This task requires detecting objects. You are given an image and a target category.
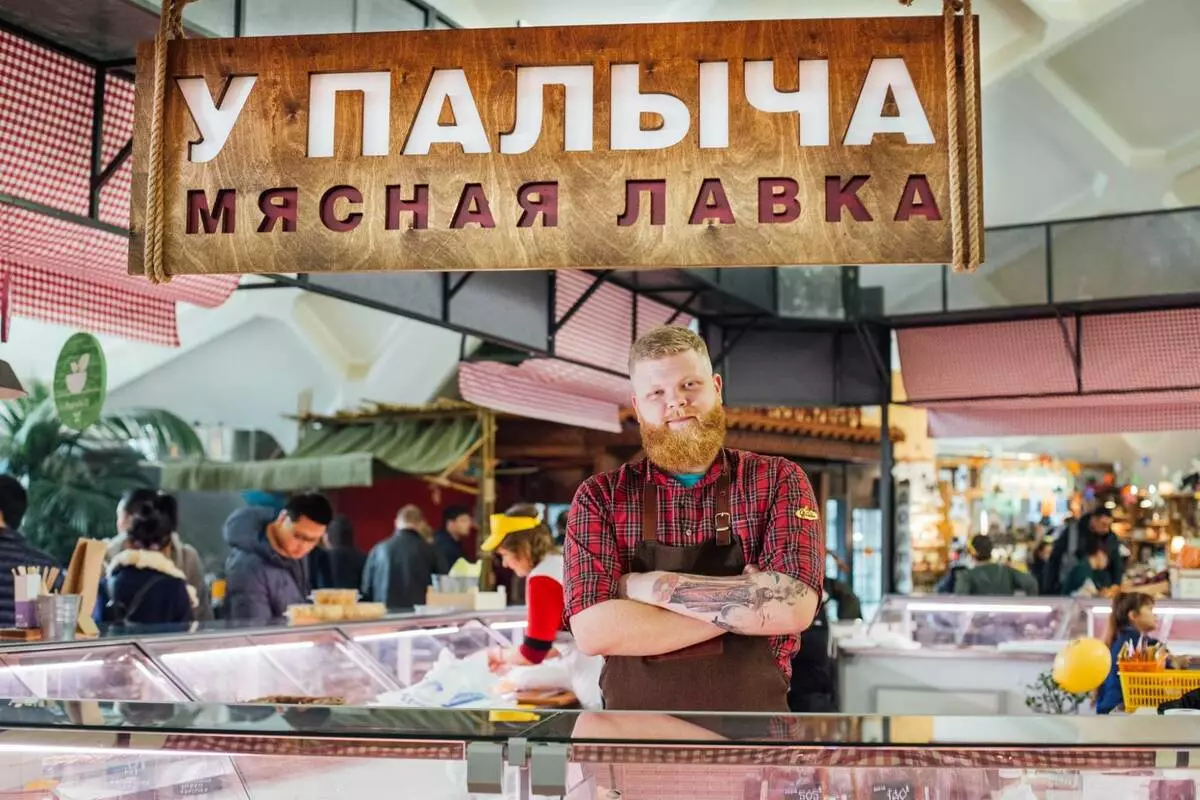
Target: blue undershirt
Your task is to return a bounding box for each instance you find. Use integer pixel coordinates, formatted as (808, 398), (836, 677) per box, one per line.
(672, 473), (705, 488)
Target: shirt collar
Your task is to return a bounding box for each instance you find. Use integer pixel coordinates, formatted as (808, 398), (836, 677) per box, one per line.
(642, 450), (728, 488)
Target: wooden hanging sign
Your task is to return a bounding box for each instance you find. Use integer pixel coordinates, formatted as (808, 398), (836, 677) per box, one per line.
(129, 15), (983, 279)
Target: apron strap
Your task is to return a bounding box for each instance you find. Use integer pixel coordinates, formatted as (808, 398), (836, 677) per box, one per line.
(642, 474), (658, 544)
(641, 455), (732, 546)
(715, 456), (731, 547)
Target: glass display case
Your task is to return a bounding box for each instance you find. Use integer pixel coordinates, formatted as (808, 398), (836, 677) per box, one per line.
(0, 645), (187, 703)
(0, 699), (1197, 800)
(0, 609), (527, 707)
(862, 595), (1075, 650)
(836, 596), (1200, 716)
(346, 619), (511, 688)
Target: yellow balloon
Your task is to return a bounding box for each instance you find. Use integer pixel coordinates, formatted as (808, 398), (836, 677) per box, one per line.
(1053, 637), (1112, 694)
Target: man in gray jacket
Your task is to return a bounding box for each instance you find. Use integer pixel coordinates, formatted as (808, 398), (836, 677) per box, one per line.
(223, 492), (334, 623)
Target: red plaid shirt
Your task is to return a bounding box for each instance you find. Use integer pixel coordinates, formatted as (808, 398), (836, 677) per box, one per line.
(564, 448), (825, 679)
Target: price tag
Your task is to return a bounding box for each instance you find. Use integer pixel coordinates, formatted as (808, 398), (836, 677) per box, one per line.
(872, 783), (915, 800)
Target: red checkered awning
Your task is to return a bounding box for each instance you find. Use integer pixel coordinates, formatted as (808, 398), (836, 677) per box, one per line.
(898, 309), (1200, 437)
(0, 31), (237, 346)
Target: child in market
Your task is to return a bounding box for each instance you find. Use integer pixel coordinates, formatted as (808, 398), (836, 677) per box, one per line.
(1096, 591), (1190, 713)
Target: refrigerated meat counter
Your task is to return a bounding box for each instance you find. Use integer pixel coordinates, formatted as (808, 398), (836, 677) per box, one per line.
(0, 699), (1197, 799)
(0, 608), (535, 707)
(837, 595), (1200, 715)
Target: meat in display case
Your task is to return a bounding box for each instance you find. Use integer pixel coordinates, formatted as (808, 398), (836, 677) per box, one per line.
(0, 700), (1197, 799)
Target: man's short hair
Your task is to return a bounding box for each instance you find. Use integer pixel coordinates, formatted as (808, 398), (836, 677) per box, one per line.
(628, 325), (710, 373)
(0, 475), (27, 530)
(1084, 540), (1108, 560)
(970, 534), (993, 561)
(397, 504), (425, 529)
(284, 492), (334, 526)
(443, 505), (471, 526)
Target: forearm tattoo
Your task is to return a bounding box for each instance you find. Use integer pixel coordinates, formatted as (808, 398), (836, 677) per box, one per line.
(649, 572), (810, 631)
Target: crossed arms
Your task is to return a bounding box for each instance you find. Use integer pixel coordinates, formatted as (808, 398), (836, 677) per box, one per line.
(565, 463), (823, 658)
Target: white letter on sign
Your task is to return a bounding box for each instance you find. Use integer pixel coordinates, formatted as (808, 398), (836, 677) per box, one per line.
(404, 69), (490, 155)
(501, 66), (594, 154)
(610, 64), (689, 151)
(178, 76), (257, 163)
(307, 72), (391, 158)
(698, 61), (729, 149)
(745, 60), (829, 147)
(844, 58), (934, 146)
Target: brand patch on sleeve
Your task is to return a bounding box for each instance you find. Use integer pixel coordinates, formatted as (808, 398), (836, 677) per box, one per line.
(795, 507), (820, 521)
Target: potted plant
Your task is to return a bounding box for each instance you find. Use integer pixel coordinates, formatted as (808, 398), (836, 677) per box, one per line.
(0, 382), (204, 562)
(1025, 670), (1090, 715)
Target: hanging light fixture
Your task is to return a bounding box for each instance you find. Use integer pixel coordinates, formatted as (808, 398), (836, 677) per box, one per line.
(0, 359), (26, 400)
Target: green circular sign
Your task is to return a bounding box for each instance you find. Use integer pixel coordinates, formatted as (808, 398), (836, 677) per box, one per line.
(54, 333), (107, 431)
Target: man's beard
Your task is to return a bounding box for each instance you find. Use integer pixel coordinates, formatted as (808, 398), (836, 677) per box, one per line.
(640, 405), (727, 473)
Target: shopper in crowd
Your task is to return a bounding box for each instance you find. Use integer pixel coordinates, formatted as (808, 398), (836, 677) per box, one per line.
(1045, 508), (1122, 595)
(107, 489), (210, 621)
(484, 504), (564, 670)
(433, 505), (473, 573)
(955, 534), (1039, 596)
(1096, 592), (1191, 714)
(105, 500), (195, 626)
(1027, 537), (1055, 594)
(564, 326), (822, 711)
(0, 475), (59, 628)
(554, 510), (569, 546)
(324, 515), (367, 590)
(362, 504), (445, 610)
(1060, 540), (1114, 597)
(223, 492), (334, 624)
(936, 541), (970, 594)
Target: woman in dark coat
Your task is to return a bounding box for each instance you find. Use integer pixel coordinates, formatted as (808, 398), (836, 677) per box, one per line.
(105, 502), (195, 626)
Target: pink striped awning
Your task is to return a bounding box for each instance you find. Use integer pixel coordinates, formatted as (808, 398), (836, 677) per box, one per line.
(554, 271), (694, 374)
(458, 273), (694, 431)
(898, 308), (1200, 437)
(459, 360), (625, 433)
(0, 31), (237, 346)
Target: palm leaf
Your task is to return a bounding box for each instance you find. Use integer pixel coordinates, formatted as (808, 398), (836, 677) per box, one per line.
(0, 380), (204, 560)
(89, 408), (205, 459)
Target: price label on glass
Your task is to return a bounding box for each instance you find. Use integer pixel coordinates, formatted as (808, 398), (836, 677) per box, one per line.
(872, 783), (916, 800)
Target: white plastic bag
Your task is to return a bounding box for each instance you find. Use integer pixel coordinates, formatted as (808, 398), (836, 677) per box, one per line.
(374, 649), (502, 709)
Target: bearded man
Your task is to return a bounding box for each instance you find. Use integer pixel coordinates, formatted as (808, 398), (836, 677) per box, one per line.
(564, 325), (824, 711)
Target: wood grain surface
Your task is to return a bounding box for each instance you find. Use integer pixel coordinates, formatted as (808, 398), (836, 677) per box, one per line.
(129, 17), (983, 277)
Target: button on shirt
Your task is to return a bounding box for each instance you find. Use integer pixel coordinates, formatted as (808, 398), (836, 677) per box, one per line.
(565, 448), (825, 678)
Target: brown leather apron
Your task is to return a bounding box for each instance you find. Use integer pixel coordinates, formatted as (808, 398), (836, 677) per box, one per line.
(599, 459), (789, 712)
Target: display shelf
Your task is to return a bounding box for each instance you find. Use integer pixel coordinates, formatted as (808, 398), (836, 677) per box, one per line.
(0, 609), (530, 707)
(0, 701), (1198, 800)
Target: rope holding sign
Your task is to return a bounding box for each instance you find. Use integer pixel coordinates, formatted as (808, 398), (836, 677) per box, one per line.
(900, 0), (981, 273)
(144, 0), (193, 285)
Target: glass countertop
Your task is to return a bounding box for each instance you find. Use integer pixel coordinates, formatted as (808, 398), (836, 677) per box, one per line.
(1, 699), (1198, 750)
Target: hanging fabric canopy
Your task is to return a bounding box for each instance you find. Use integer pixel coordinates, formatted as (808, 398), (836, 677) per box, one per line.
(160, 415), (481, 492)
(0, 31), (238, 345)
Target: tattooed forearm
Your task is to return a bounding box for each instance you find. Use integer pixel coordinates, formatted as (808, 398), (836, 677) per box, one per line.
(631, 571), (816, 636)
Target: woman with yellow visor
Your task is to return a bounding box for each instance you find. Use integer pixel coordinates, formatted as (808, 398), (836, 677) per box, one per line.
(482, 506), (564, 671)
